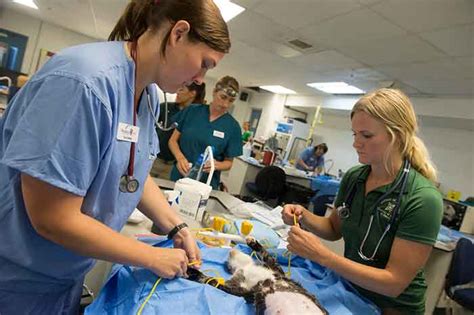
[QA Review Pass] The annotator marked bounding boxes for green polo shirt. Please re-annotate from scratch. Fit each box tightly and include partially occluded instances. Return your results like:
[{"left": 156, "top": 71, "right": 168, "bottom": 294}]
[
  {"left": 170, "top": 104, "right": 242, "bottom": 189},
  {"left": 335, "top": 164, "right": 443, "bottom": 314}
]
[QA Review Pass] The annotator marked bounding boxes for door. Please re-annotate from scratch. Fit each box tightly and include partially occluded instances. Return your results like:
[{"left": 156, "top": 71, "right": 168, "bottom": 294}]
[{"left": 249, "top": 108, "right": 262, "bottom": 135}]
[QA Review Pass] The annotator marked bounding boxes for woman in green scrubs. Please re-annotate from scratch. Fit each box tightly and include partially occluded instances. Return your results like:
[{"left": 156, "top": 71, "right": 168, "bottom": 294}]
[
  {"left": 169, "top": 76, "right": 242, "bottom": 189},
  {"left": 282, "top": 88, "right": 442, "bottom": 314}
]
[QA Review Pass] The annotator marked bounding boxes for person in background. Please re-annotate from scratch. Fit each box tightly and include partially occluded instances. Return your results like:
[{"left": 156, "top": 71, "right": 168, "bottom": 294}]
[
  {"left": 151, "top": 82, "right": 206, "bottom": 178},
  {"left": 169, "top": 75, "right": 242, "bottom": 190},
  {"left": 282, "top": 89, "right": 442, "bottom": 314},
  {"left": 7, "top": 74, "right": 29, "bottom": 103},
  {"left": 296, "top": 142, "right": 328, "bottom": 175},
  {"left": 0, "top": 0, "right": 230, "bottom": 313},
  {"left": 241, "top": 121, "right": 253, "bottom": 143}
]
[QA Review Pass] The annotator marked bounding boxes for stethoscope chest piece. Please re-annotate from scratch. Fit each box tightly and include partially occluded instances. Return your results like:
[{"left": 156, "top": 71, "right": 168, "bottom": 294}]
[
  {"left": 337, "top": 203, "right": 351, "bottom": 219},
  {"left": 120, "top": 175, "right": 139, "bottom": 193}
]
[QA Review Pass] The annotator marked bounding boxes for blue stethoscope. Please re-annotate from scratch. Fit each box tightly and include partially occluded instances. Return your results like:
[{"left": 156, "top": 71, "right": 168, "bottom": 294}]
[
  {"left": 337, "top": 160, "right": 411, "bottom": 261},
  {"left": 119, "top": 42, "right": 177, "bottom": 193}
]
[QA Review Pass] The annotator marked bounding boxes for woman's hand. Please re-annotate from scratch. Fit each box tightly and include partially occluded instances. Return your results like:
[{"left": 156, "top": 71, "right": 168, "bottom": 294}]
[
  {"left": 281, "top": 204, "right": 307, "bottom": 226},
  {"left": 287, "top": 225, "right": 334, "bottom": 266},
  {"left": 176, "top": 157, "right": 190, "bottom": 176},
  {"left": 203, "top": 159, "right": 219, "bottom": 173},
  {"left": 149, "top": 247, "right": 189, "bottom": 279},
  {"left": 173, "top": 228, "right": 202, "bottom": 268}
]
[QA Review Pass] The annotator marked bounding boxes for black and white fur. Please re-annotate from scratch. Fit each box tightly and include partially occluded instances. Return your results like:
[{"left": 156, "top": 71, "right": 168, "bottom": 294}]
[{"left": 187, "top": 238, "right": 328, "bottom": 315}]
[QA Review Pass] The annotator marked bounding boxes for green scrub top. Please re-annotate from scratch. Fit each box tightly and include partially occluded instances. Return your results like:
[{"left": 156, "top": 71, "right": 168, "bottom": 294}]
[
  {"left": 334, "top": 164, "right": 443, "bottom": 314},
  {"left": 156, "top": 102, "right": 181, "bottom": 161},
  {"left": 170, "top": 104, "right": 242, "bottom": 189}
]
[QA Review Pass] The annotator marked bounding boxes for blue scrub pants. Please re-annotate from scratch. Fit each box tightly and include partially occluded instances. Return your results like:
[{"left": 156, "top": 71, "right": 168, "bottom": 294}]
[{"left": 0, "top": 277, "right": 84, "bottom": 315}]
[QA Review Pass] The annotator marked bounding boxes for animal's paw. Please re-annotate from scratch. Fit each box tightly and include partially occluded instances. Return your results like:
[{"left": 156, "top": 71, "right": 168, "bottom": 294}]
[
  {"left": 186, "top": 267, "right": 203, "bottom": 281},
  {"left": 245, "top": 236, "right": 257, "bottom": 245},
  {"left": 246, "top": 237, "right": 263, "bottom": 252}
]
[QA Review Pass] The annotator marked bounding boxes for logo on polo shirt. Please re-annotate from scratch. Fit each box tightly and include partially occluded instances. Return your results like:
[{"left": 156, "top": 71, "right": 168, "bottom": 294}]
[{"left": 377, "top": 198, "right": 397, "bottom": 221}]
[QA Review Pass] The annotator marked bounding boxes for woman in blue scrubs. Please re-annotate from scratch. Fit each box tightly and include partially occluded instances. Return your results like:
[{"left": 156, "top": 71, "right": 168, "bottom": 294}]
[
  {"left": 169, "top": 76, "right": 243, "bottom": 189},
  {"left": 296, "top": 143, "right": 328, "bottom": 174},
  {"left": 0, "top": 1, "right": 230, "bottom": 313}
]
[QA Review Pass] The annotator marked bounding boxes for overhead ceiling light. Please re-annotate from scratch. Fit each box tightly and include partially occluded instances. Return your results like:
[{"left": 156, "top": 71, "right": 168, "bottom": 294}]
[
  {"left": 259, "top": 85, "right": 297, "bottom": 94},
  {"left": 306, "top": 82, "right": 365, "bottom": 94},
  {"left": 13, "top": 0, "right": 38, "bottom": 9},
  {"left": 213, "top": 0, "right": 245, "bottom": 22}
]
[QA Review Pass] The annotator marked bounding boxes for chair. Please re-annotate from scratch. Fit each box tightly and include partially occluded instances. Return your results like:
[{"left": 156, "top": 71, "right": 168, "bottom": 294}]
[
  {"left": 279, "top": 181, "right": 315, "bottom": 209},
  {"left": 445, "top": 238, "right": 474, "bottom": 312},
  {"left": 245, "top": 166, "right": 286, "bottom": 206},
  {"left": 311, "top": 194, "right": 336, "bottom": 216}
]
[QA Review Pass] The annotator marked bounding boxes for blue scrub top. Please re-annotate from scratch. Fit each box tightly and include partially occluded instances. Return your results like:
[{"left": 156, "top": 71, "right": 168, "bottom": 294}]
[
  {"left": 170, "top": 104, "right": 242, "bottom": 189},
  {"left": 296, "top": 146, "right": 325, "bottom": 170},
  {"left": 0, "top": 41, "right": 160, "bottom": 290}
]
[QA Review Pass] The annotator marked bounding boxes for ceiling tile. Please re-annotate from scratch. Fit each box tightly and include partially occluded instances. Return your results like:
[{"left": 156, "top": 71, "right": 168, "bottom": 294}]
[
  {"left": 38, "top": 0, "right": 97, "bottom": 37},
  {"left": 357, "top": 0, "right": 385, "bottom": 6},
  {"left": 379, "top": 59, "right": 473, "bottom": 81},
  {"left": 227, "top": 10, "right": 325, "bottom": 55},
  {"left": 6, "top": 0, "right": 474, "bottom": 97},
  {"left": 232, "top": 0, "right": 264, "bottom": 10},
  {"left": 454, "top": 56, "right": 474, "bottom": 78},
  {"left": 251, "top": 0, "right": 361, "bottom": 30},
  {"left": 419, "top": 24, "right": 474, "bottom": 57},
  {"left": 91, "top": 0, "right": 127, "bottom": 39},
  {"left": 336, "top": 35, "right": 446, "bottom": 66},
  {"left": 290, "top": 50, "right": 365, "bottom": 72},
  {"left": 372, "top": 0, "right": 474, "bottom": 32},
  {"left": 298, "top": 8, "right": 406, "bottom": 47},
  {"left": 313, "top": 67, "right": 388, "bottom": 82},
  {"left": 405, "top": 79, "right": 474, "bottom": 96}
]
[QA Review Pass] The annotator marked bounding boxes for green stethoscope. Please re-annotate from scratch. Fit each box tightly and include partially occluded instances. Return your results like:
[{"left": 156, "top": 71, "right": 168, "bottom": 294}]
[{"left": 337, "top": 160, "right": 411, "bottom": 261}]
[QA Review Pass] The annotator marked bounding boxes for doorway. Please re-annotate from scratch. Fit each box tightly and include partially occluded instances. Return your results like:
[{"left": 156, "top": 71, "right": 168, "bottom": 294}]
[{"left": 249, "top": 108, "right": 262, "bottom": 135}]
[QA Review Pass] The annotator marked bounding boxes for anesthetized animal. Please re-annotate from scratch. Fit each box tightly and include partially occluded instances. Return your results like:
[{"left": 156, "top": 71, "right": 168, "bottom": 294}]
[{"left": 187, "top": 238, "right": 328, "bottom": 315}]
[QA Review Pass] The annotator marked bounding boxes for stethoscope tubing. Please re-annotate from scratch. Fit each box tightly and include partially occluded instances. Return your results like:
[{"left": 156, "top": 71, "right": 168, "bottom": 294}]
[
  {"left": 121, "top": 41, "right": 176, "bottom": 193},
  {"left": 338, "top": 160, "right": 411, "bottom": 261}
]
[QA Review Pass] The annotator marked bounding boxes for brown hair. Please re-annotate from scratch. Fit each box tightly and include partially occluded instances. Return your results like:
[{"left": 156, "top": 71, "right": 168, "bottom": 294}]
[
  {"left": 187, "top": 82, "right": 206, "bottom": 104},
  {"left": 351, "top": 88, "right": 437, "bottom": 182},
  {"left": 214, "top": 75, "right": 240, "bottom": 93},
  {"left": 315, "top": 143, "right": 328, "bottom": 154},
  {"left": 109, "top": 0, "right": 230, "bottom": 55}
]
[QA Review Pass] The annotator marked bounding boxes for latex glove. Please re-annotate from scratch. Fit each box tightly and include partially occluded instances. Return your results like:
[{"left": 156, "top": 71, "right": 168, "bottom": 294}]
[
  {"left": 177, "top": 157, "right": 191, "bottom": 176},
  {"left": 173, "top": 228, "right": 202, "bottom": 268},
  {"left": 281, "top": 204, "right": 307, "bottom": 226},
  {"left": 287, "top": 225, "right": 333, "bottom": 266}
]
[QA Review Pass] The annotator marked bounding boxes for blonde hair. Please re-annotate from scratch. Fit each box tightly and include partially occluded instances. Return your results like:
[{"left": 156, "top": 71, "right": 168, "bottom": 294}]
[{"left": 351, "top": 88, "right": 437, "bottom": 182}]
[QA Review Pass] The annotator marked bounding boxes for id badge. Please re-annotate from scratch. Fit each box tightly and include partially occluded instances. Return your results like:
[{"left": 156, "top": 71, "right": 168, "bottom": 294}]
[
  {"left": 117, "top": 122, "right": 140, "bottom": 143},
  {"left": 213, "top": 130, "right": 225, "bottom": 139}
]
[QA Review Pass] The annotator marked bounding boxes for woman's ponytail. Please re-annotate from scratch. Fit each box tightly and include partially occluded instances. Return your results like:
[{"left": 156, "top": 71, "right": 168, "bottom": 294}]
[
  {"left": 108, "top": 0, "right": 153, "bottom": 42},
  {"left": 406, "top": 136, "right": 437, "bottom": 182}
]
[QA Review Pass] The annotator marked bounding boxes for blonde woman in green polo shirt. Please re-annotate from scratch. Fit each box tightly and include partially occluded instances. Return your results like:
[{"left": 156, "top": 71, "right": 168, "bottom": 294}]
[{"left": 282, "top": 88, "right": 442, "bottom": 314}]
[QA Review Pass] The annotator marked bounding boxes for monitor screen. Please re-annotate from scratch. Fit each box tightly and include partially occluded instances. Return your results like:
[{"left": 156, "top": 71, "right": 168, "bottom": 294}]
[{"left": 442, "top": 199, "right": 468, "bottom": 230}]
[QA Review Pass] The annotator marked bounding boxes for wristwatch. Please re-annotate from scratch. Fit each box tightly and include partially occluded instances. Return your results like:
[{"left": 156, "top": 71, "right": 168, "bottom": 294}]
[{"left": 167, "top": 222, "right": 189, "bottom": 240}]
